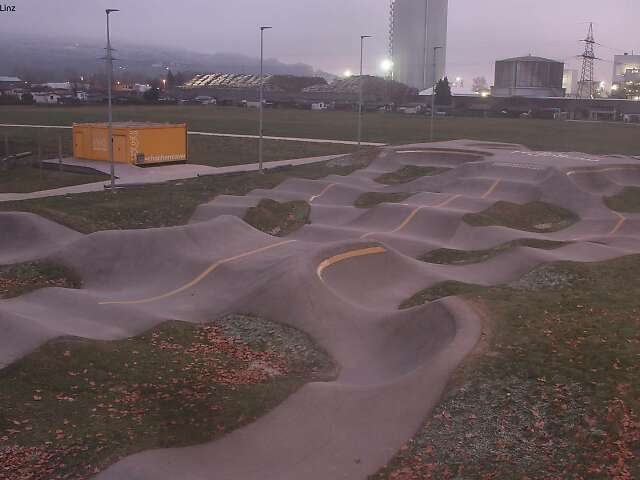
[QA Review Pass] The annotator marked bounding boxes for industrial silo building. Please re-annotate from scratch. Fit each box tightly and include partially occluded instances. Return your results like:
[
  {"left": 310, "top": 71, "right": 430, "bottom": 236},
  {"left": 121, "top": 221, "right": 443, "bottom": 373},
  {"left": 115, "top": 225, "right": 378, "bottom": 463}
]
[
  {"left": 390, "top": 0, "right": 449, "bottom": 91},
  {"left": 491, "top": 55, "right": 565, "bottom": 98}
]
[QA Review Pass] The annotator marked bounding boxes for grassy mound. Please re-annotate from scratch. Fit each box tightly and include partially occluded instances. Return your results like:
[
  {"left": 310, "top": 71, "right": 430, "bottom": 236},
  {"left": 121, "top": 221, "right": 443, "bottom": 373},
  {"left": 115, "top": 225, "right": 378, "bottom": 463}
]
[
  {"left": 0, "top": 261, "right": 81, "bottom": 299},
  {"left": 605, "top": 186, "right": 640, "bottom": 213},
  {"left": 375, "top": 165, "right": 450, "bottom": 185},
  {"left": 244, "top": 199, "right": 310, "bottom": 236},
  {"left": 378, "top": 256, "right": 640, "bottom": 479},
  {"left": 400, "top": 281, "right": 484, "bottom": 309},
  {"left": 0, "top": 314, "right": 335, "bottom": 479},
  {"left": 464, "top": 201, "right": 579, "bottom": 232},
  {"left": 354, "top": 192, "right": 413, "bottom": 209},
  {"left": 419, "top": 238, "right": 569, "bottom": 265}
]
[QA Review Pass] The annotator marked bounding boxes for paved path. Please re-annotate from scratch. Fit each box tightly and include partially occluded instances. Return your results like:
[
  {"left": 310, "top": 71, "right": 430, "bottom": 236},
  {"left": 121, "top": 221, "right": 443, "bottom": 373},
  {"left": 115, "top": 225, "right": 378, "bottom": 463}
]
[
  {"left": 1, "top": 140, "right": 639, "bottom": 479},
  {"left": 0, "top": 123, "right": 385, "bottom": 146},
  {"left": 0, "top": 154, "right": 345, "bottom": 202}
]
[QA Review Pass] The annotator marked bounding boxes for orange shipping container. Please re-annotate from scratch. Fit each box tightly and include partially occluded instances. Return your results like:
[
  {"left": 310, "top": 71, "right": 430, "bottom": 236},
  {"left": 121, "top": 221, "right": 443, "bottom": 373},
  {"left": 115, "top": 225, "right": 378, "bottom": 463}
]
[{"left": 72, "top": 122, "right": 188, "bottom": 165}]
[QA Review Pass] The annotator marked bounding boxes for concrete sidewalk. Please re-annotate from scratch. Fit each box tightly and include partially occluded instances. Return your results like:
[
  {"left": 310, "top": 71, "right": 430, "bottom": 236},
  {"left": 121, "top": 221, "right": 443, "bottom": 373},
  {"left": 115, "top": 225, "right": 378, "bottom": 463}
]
[{"left": 0, "top": 154, "right": 345, "bottom": 202}]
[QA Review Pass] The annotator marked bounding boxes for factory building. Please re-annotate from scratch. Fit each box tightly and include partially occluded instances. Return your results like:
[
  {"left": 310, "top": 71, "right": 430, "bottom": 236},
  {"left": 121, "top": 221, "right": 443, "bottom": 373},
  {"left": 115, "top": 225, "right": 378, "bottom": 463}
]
[
  {"left": 613, "top": 53, "right": 640, "bottom": 84},
  {"left": 612, "top": 53, "right": 640, "bottom": 100},
  {"left": 390, "top": 0, "right": 448, "bottom": 91},
  {"left": 562, "top": 69, "right": 578, "bottom": 97},
  {"left": 491, "top": 55, "right": 565, "bottom": 98}
]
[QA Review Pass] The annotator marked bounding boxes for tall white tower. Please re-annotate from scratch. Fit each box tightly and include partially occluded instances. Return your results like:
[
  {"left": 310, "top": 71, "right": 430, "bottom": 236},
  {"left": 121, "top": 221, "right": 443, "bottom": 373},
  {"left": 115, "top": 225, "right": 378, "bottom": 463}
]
[{"left": 390, "top": 0, "right": 448, "bottom": 91}]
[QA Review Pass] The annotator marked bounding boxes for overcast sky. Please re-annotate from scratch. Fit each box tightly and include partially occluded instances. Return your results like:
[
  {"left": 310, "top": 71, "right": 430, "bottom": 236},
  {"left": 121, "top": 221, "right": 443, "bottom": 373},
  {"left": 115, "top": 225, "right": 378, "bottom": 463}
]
[{"left": 3, "top": 0, "right": 638, "bottom": 84}]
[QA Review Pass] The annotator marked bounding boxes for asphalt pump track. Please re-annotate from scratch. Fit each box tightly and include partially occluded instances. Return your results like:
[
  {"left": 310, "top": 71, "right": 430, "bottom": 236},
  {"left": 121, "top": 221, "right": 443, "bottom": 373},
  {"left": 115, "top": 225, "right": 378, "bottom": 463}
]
[{"left": 1, "top": 140, "right": 639, "bottom": 479}]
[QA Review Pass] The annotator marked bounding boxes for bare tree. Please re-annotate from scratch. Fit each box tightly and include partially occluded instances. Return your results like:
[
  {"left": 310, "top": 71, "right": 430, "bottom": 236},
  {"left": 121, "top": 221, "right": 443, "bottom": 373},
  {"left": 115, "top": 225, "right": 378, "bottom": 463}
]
[{"left": 472, "top": 76, "right": 488, "bottom": 94}]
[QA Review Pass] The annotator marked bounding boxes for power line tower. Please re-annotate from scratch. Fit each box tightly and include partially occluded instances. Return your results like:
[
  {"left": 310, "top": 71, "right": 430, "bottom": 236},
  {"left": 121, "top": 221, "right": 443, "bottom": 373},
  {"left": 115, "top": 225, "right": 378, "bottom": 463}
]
[{"left": 576, "top": 22, "right": 597, "bottom": 99}]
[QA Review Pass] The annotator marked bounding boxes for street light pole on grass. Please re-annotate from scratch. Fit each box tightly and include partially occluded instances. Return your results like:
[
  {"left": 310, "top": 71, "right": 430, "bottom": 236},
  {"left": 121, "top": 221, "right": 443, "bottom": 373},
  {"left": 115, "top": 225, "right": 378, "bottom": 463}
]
[
  {"left": 358, "top": 35, "right": 371, "bottom": 148},
  {"left": 259, "top": 26, "right": 272, "bottom": 173},
  {"left": 430, "top": 46, "right": 444, "bottom": 143},
  {"left": 105, "top": 8, "right": 119, "bottom": 189}
]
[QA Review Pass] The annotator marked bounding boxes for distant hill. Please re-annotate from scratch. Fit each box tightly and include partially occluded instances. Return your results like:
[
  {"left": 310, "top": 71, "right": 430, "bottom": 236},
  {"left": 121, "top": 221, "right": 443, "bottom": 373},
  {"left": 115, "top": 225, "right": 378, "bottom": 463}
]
[{"left": 0, "top": 33, "right": 335, "bottom": 83}]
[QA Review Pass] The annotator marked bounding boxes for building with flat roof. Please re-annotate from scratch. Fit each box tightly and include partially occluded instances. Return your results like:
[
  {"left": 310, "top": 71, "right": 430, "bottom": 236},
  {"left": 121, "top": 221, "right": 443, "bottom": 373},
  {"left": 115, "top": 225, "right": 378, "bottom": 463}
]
[
  {"left": 491, "top": 55, "right": 565, "bottom": 98},
  {"left": 390, "top": 0, "right": 448, "bottom": 91},
  {"left": 612, "top": 54, "right": 640, "bottom": 100}
]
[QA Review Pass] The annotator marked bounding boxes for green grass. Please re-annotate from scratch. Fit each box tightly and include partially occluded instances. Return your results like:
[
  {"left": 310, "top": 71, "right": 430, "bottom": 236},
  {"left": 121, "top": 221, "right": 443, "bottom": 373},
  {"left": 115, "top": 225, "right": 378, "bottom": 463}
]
[
  {"left": 0, "top": 149, "right": 378, "bottom": 234},
  {"left": 375, "top": 165, "right": 450, "bottom": 185},
  {"left": 0, "top": 126, "right": 353, "bottom": 169},
  {"left": 0, "top": 166, "right": 109, "bottom": 194},
  {"left": 464, "top": 201, "right": 580, "bottom": 233},
  {"left": 0, "top": 314, "right": 335, "bottom": 479},
  {"left": 0, "top": 105, "right": 638, "bottom": 155},
  {"left": 354, "top": 191, "right": 413, "bottom": 209},
  {"left": 0, "top": 261, "right": 82, "bottom": 299},
  {"left": 244, "top": 199, "right": 310, "bottom": 236},
  {"left": 605, "top": 186, "right": 640, "bottom": 213},
  {"left": 375, "top": 255, "right": 640, "bottom": 479},
  {"left": 419, "top": 238, "right": 570, "bottom": 265}
]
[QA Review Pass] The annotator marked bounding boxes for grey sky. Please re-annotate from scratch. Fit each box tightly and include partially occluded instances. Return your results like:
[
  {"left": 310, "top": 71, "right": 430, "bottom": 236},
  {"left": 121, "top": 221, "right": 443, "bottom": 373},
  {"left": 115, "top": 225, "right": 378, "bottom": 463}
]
[{"left": 3, "top": 0, "right": 638, "bottom": 83}]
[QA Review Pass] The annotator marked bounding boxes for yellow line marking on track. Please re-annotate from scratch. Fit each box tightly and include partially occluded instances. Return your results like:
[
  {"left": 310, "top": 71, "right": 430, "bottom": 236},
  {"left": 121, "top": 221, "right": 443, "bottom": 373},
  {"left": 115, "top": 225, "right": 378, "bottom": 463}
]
[
  {"left": 481, "top": 178, "right": 501, "bottom": 199},
  {"left": 360, "top": 194, "right": 462, "bottom": 239},
  {"left": 99, "top": 240, "right": 296, "bottom": 306},
  {"left": 317, "top": 246, "right": 387, "bottom": 279},
  {"left": 309, "top": 183, "right": 336, "bottom": 203},
  {"left": 566, "top": 167, "right": 640, "bottom": 177},
  {"left": 609, "top": 211, "right": 627, "bottom": 236}
]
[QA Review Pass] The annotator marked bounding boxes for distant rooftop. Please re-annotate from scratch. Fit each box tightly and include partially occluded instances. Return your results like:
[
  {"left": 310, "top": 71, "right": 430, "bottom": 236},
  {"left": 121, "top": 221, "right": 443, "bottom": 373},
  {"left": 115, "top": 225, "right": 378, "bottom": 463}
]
[
  {"left": 181, "top": 73, "right": 327, "bottom": 93},
  {"left": 0, "top": 76, "right": 23, "bottom": 83},
  {"left": 498, "top": 55, "right": 563, "bottom": 64},
  {"left": 73, "top": 122, "right": 185, "bottom": 129}
]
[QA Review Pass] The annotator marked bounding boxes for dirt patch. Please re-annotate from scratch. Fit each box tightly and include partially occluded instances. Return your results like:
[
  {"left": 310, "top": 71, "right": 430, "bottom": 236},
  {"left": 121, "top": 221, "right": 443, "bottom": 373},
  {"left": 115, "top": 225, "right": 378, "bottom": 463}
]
[
  {"left": 375, "top": 166, "right": 450, "bottom": 185},
  {"left": 244, "top": 199, "right": 310, "bottom": 237},
  {"left": 355, "top": 192, "right": 413, "bottom": 209},
  {"left": 464, "top": 201, "right": 579, "bottom": 233},
  {"left": 0, "top": 314, "right": 335, "bottom": 480},
  {"left": 0, "top": 261, "right": 81, "bottom": 299}
]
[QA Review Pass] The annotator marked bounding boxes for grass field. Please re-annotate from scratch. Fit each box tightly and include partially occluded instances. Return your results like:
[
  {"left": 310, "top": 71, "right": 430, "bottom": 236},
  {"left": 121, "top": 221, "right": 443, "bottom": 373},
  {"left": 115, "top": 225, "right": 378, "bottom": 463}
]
[
  {"left": 0, "top": 149, "right": 378, "bottom": 233},
  {"left": 377, "top": 255, "right": 640, "bottom": 479},
  {"left": 1, "top": 105, "right": 639, "bottom": 155},
  {"left": 0, "top": 126, "right": 354, "bottom": 169},
  {"left": 0, "top": 166, "right": 109, "bottom": 194}
]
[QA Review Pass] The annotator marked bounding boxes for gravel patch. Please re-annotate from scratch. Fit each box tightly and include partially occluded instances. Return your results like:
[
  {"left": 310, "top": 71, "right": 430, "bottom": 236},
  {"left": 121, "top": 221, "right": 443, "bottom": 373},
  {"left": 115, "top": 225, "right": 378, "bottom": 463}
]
[
  {"left": 510, "top": 265, "right": 578, "bottom": 291},
  {"left": 213, "top": 314, "right": 337, "bottom": 380}
]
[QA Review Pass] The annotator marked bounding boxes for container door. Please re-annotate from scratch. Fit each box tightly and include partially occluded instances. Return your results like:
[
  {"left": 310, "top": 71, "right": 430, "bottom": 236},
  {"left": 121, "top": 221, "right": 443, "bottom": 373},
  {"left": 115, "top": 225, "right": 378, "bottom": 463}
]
[
  {"left": 113, "top": 135, "right": 127, "bottom": 163},
  {"left": 73, "top": 131, "right": 84, "bottom": 158}
]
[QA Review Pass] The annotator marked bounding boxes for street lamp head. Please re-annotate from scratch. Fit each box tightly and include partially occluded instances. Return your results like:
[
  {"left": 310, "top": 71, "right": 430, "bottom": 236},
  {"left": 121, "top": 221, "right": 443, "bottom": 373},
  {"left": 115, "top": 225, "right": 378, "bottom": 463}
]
[
  {"left": 361, "top": 35, "right": 372, "bottom": 40},
  {"left": 260, "top": 26, "right": 273, "bottom": 31},
  {"left": 380, "top": 59, "right": 393, "bottom": 72},
  {"left": 106, "top": 9, "right": 119, "bottom": 14}
]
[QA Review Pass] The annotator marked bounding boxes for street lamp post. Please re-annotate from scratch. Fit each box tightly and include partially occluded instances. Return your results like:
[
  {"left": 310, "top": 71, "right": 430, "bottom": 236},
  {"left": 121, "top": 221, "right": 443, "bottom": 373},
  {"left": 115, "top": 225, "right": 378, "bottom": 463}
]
[
  {"left": 258, "top": 26, "right": 272, "bottom": 173},
  {"left": 358, "top": 35, "right": 371, "bottom": 148},
  {"left": 430, "top": 46, "right": 444, "bottom": 143},
  {"left": 105, "top": 8, "right": 119, "bottom": 189}
]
